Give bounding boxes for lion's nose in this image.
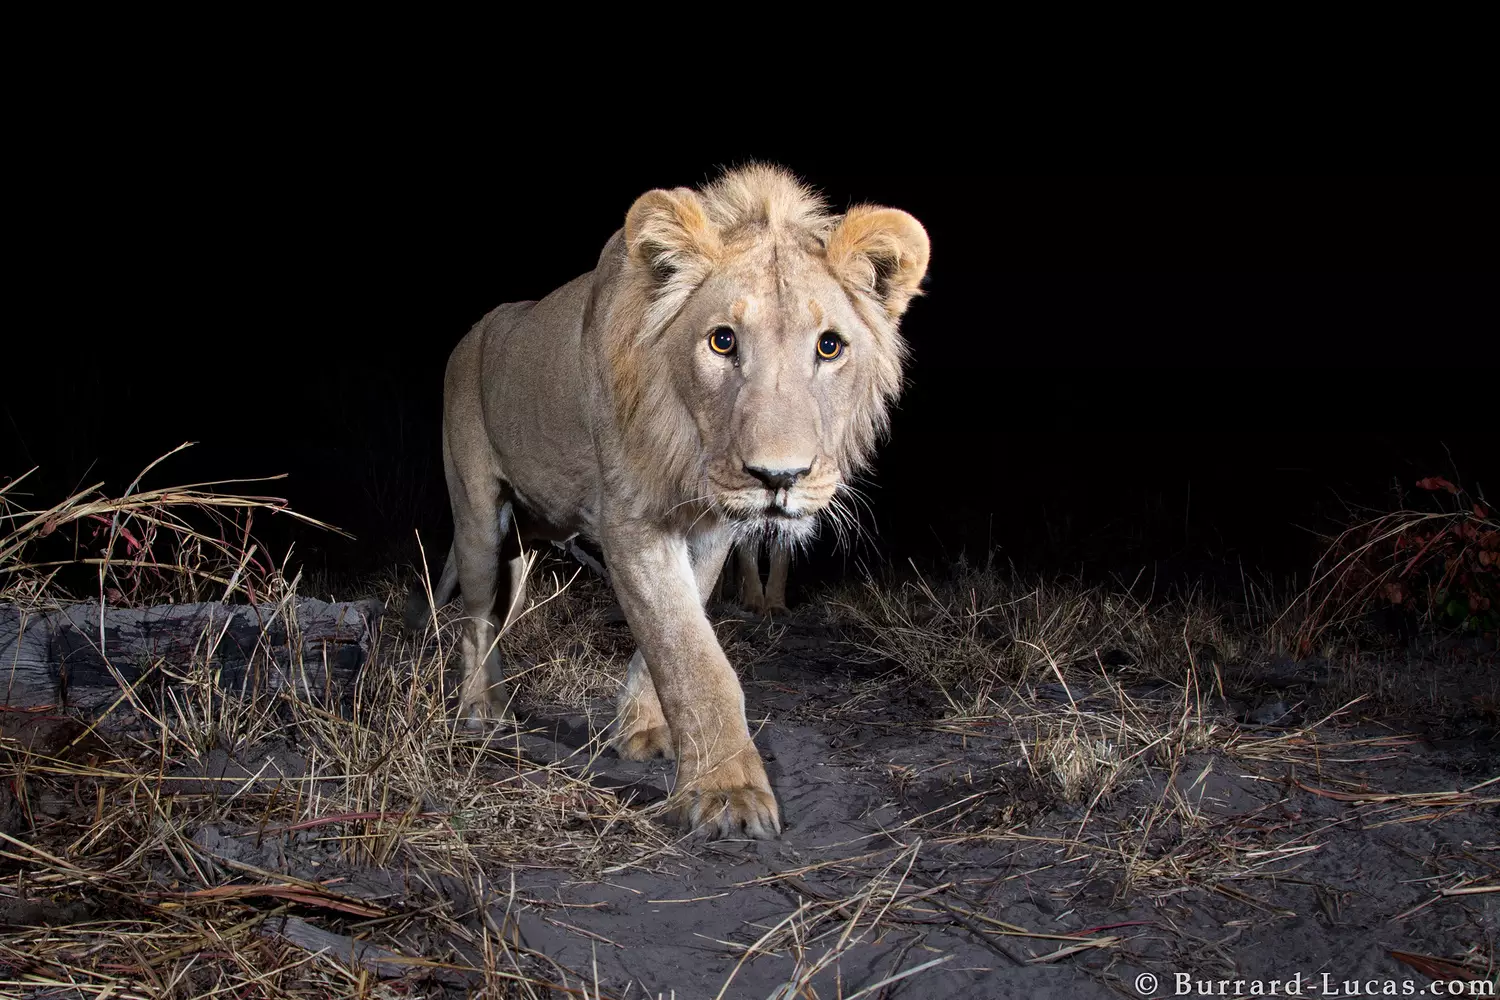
[744,464,811,492]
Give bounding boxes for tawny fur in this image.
[410,163,929,840]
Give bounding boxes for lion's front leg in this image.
[614,528,734,761]
[614,526,736,760]
[607,528,780,839]
[668,711,781,839]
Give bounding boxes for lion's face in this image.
[671,240,884,537]
[608,166,929,538]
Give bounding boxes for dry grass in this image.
[487,566,628,713]
[714,841,965,999]
[820,552,1497,919]
[0,443,340,609]
[826,557,1253,801]
[828,556,1257,709]
[0,451,674,998]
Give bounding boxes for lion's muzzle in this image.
[742,463,811,493]
[730,460,823,521]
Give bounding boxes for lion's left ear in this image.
[824,207,930,318]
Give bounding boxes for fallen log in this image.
[0,597,385,714]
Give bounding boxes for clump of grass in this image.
[1,442,340,609]
[829,555,1248,714]
[824,556,1258,828]
[487,557,629,709]
[820,556,1387,909]
[1024,718,1124,804]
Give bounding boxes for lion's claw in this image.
[667,739,781,839]
[671,786,782,840]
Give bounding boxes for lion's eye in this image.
[708,327,737,356]
[816,331,846,361]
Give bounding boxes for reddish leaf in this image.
[1476,504,1490,519]
[1416,476,1460,494]
[85,514,144,555]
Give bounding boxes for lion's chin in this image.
[715,491,819,533]
[758,513,819,545]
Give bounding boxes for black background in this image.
[6,149,1494,597]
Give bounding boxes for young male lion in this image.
[408,165,929,838]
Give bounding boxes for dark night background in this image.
[5,151,1494,599]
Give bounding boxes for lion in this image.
[406,164,929,839]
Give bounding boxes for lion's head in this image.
[602,164,929,542]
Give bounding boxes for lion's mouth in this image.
[745,486,832,526]
[713,487,813,522]
[760,485,803,517]
[710,470,833,525]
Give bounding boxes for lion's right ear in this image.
[624,187,723,287]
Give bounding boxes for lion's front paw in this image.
[739,592,767,616]
[765,600,790,617]
[614,723,675,760]
[669,744,781,839]
[673,785,781,839]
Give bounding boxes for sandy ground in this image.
[488,610,1500,997]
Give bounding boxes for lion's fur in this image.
[414,163,928,838]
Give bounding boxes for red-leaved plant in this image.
[1290,476,1497,655]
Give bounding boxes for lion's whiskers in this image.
[668,490,729,516]
[817,483,875,556]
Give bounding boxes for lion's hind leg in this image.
[763,541,791,616]
[452,486,518,727]
[736,540,768,614]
